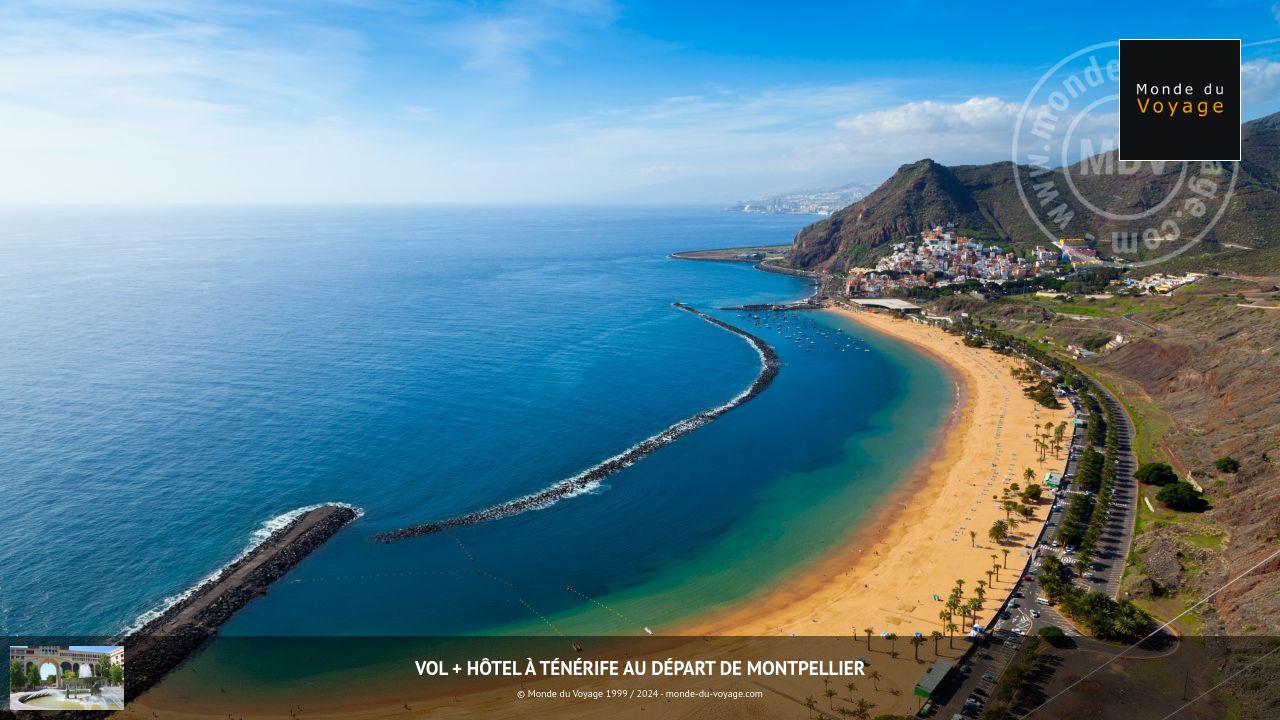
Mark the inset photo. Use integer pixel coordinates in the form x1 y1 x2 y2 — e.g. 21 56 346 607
8 645 124 711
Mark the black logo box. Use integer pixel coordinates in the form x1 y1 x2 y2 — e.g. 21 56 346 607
1119 39 1241 162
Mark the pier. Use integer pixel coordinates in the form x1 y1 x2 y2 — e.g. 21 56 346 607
120 505 358 701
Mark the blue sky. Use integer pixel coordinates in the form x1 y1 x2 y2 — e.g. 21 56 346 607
4 0 1280 203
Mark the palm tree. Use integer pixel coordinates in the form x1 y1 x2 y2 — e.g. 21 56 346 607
909 635 926 661
945 622 958 648
863 627 874 649
1024 467 1036 484
855 698 875 720
845 681 856 703
824 687 837 710
868 669 881 690
804 695 816 719
988 520 1008 544
931 630 944 655
1002 548 1011 568
969 530 976 547
993 561 1002 583
886 632 898 657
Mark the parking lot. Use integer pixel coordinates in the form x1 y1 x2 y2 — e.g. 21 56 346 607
925 382 1142 718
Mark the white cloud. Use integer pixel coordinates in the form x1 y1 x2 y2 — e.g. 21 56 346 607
1242 58 1280 105
836 96 1020 135
437 0 618 83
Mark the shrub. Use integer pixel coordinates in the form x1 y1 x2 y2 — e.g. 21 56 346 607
1215 456 1240 473
1135 462 1178 486
1037 625 1069 647
1156 481 1207 512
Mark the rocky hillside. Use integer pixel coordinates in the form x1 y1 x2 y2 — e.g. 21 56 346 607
934 279 1280 635
789 112 1280 274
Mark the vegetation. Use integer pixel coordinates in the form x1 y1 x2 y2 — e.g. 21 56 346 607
1037 625 1070 647
1076 447 1105 492
9 660 24 692
1037 556 1153 640
1135 462 1179 486
1057 492 1093 547
1215 456 1240 473
1157 481 1208 512
1023 380 1062 409
988 519 1010 544
1020 483 1043 504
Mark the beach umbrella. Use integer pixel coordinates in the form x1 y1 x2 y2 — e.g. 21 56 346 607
914 631 922 638
881 631 889 638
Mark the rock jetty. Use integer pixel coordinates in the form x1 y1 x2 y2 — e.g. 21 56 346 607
119 505 358 702
372 303 780 543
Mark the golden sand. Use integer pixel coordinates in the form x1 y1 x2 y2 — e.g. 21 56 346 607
682 306 1072 638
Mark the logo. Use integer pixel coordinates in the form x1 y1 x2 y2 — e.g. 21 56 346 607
1011 41 1238 268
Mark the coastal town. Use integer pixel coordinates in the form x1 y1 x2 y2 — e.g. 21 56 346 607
840 225 1204 298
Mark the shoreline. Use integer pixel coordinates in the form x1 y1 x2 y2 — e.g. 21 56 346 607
677 304 1071 637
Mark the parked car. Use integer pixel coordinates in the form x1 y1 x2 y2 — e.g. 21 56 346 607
1030 609 1041 618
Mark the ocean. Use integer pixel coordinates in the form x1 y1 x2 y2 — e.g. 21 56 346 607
0 205 948 638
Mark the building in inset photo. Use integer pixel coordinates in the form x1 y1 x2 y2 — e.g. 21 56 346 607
8 645 124 711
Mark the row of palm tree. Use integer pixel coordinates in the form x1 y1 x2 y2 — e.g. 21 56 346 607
804 688 876 720
1033 419 1070 462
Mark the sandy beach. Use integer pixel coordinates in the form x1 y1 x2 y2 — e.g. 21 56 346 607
683 305 1072 638
121 305 1074 720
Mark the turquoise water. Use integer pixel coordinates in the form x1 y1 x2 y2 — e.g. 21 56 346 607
0 206 948 637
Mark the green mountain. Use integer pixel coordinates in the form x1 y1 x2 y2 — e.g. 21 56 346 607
789 112 1280 274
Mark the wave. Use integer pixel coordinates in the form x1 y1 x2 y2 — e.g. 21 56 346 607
117 502 364 638
372 303 780 543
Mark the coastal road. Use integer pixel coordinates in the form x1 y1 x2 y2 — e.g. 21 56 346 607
928 365 1142 717
1040 383 1136 600
1091 384 1139 600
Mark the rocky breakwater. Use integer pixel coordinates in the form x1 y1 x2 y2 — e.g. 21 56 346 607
120 505 358 702
372 303 780 543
